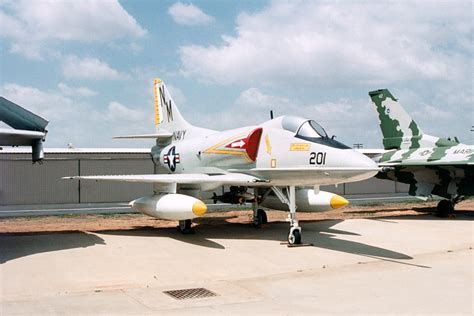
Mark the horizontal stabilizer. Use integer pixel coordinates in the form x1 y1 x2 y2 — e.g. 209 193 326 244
113 132 173 140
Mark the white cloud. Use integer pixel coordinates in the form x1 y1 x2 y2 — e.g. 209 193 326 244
105 101 147 122
61 55 126 80
179 1 471 86
1 83 74 121
235 88 290 109
413 104 456 121
58 83 97 97
168 2 214 26
0 0 147 59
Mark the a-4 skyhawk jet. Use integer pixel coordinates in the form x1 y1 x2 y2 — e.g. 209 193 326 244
369 89 473 217
65 79 378 244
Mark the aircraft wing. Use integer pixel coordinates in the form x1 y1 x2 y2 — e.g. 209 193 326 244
0 128 46 146
63 173 267 185
0 97 49 131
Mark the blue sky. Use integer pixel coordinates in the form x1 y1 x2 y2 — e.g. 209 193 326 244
1 0 472 148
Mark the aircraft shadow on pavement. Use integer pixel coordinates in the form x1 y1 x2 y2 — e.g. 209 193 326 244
345 205 474 221
0 231 105 264
98 218 413 261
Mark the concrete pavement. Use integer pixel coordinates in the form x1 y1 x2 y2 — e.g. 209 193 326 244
1 214 473 314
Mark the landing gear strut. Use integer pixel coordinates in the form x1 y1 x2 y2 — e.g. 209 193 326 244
252 188 268 227
177 219 195 234
272 186 302 245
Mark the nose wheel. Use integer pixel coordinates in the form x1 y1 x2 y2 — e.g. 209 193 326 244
288 227 302 245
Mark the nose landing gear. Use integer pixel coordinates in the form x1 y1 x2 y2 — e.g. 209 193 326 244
251 186 303 245
272 186 302 245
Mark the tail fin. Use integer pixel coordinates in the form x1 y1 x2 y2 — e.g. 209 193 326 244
153 78 213 141
369 89 457 150
369 89 423 150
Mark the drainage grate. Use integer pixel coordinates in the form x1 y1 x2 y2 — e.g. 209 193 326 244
163 287 218 300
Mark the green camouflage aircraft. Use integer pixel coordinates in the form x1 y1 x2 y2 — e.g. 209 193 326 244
369 89 473 216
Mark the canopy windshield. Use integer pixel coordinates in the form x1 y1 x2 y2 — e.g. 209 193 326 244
281 116 350 149
296 120 328 139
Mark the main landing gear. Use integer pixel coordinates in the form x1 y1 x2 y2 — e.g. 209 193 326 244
436 196 462 218
252 208 268 227
177 219 195 234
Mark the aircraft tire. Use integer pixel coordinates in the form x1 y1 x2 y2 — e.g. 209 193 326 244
257 209 268 224
252 209 268 228
288 229 301 245
436 200 454 218
177 219 195 234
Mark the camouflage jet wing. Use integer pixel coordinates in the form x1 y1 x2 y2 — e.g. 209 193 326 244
63 173 267 186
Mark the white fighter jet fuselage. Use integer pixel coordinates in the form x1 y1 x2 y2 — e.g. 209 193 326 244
155 118 376 188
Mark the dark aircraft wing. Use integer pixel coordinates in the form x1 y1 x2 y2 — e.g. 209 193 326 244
0 97 48 162
0 97 48 132
0 128 46 146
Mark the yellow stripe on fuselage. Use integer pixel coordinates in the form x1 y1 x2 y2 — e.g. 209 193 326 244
203 134 252 162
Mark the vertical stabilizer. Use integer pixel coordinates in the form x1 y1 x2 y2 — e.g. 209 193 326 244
369 89 457 150
153 78 213 141
369 89 424 150
154 78 190 135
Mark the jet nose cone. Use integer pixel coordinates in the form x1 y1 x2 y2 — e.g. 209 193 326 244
343 149 380 182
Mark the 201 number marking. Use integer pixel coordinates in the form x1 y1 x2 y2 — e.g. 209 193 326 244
309 152 326 165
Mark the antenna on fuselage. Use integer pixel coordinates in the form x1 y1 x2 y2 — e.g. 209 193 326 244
270 110 274 120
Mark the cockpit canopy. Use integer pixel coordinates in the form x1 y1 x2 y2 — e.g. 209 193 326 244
282 116 327 138
281 116 350 149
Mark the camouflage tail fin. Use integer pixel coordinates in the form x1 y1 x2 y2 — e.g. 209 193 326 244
369 89 425 150
369 89 458 150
